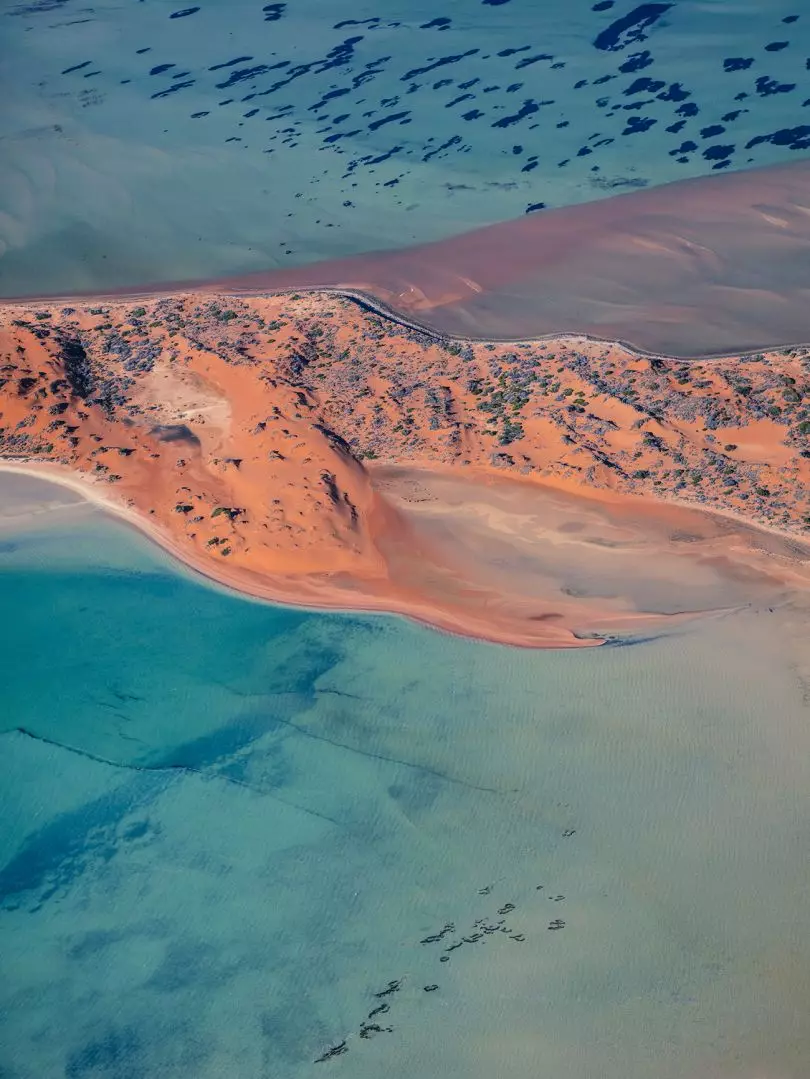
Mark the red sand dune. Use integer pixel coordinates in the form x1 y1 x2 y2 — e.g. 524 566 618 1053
2 291 809 648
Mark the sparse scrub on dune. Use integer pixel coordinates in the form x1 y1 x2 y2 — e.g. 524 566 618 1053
1 288 809 561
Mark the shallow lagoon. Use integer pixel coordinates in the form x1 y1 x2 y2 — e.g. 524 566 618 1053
2 504 810 1078
1 0 809 294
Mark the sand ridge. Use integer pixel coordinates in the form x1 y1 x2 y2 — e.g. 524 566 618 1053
214 160 810 358
13 161 808 360
1 290 809 647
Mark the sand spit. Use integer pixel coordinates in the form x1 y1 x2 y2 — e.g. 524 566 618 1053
1 291 809 647
216 160 810 357
10 162 809 359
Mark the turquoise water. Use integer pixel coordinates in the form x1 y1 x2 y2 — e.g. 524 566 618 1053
1 0 809 294
2 511 810 1077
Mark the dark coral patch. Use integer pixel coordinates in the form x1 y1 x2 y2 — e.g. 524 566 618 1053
209 56 253 71
593 3 673 53
491 99 551 128
746 125 810 150
723 57 754 71
515 54 554 70
703 143 734 160
402 50 479 81
622 115 656 134
619 50 653 72
754 76 796 96
624 76 665 95
368 111 410 130
150 79 195 99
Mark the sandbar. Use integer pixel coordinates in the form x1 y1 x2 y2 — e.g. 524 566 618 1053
9 161 810 359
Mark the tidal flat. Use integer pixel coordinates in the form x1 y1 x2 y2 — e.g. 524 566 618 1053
2 478 810 1078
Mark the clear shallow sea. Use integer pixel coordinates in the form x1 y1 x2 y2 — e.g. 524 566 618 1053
1 0 809 295
2 508 810 1078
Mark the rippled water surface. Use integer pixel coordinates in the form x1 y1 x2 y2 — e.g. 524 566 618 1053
2 508 810 1078
1 0 809 293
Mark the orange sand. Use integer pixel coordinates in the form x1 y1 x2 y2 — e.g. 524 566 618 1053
1 290 809 647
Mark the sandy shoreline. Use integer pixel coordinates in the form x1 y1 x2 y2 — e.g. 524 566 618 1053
2 459 806 652
0 461 605 649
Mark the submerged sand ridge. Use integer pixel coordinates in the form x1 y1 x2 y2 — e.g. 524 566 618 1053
209 161 810 358
1 290 809 646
